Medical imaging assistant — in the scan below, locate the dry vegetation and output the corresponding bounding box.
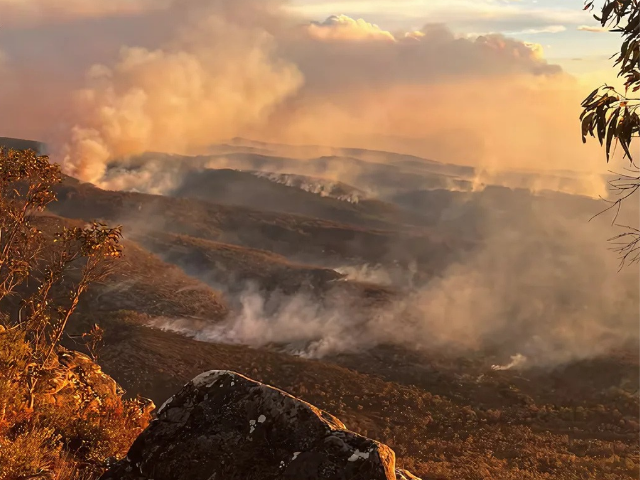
[73,310,639,480]
[170,167,428,228]
[137,231,343,295]
[0,331,150,480]
[0,149,151,480]
[1,148,637,480]
[0,3,637,479]
[49,176,466,276]
[0,148,637,480]
[6,148,639,480]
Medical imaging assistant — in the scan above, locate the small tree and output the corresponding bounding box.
[0,148,123,408]
[0,148,148,480]
[581,0,640,264]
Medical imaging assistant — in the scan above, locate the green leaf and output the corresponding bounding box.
[605,108,620,161]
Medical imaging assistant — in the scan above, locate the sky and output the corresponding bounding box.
[0,0,625,185]
[289,0,620,79]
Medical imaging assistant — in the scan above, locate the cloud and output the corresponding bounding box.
[254,20,607,175]
[510,25,567,34]
[577,25,609,33]
[282,22,561,92]
[523,42,545,59]
[289,0,593,38]
[307,14,396,42]
[0,3,615,184]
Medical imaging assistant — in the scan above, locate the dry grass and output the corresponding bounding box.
[81,311,640,480]
[49,178,469,275]
[0,330,151,480]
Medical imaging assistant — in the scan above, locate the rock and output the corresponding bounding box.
[101,370,421,480]
[35,349,154,418]
[36,349,120,409]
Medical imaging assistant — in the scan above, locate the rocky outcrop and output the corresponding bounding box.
[101,370,421,480]
[38,349,154,416]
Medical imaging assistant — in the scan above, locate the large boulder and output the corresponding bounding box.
[101,370,421,480]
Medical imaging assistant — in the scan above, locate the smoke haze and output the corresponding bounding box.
[147,189,638,367]
[0,0,621,188]
[1,0,637,370]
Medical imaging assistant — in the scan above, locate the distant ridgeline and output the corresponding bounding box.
[0,137,48,155]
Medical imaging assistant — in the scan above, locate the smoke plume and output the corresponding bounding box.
[148,190,639,367]
[492,354,528,371]
[0,1,618,189]
[62,6,302,183]
[1,0,636,369]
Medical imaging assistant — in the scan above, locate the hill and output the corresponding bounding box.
[66,311,639,480]
[0,136,48,154]
[7,144,633,480]
[170,168,429,229]
[32,214,228,321]
[49,177,468,277]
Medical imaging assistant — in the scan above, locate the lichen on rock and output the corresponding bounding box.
[101,370,421,480]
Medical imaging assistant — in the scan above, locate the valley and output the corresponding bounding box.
[48,141,639,479]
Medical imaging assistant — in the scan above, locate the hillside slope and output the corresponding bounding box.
[49,177,468,276]
[171,168,429,228]
[38,166,638,480]
[68,312,639,480]
[33,215,228,322]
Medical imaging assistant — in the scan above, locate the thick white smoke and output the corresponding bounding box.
[148,192,639,367]
[492,354,528,371]
[0,0,617,192]
[1,0,635,370]
[63,10,302,183]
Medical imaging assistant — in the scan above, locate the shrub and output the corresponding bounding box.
[0,149,151,480]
